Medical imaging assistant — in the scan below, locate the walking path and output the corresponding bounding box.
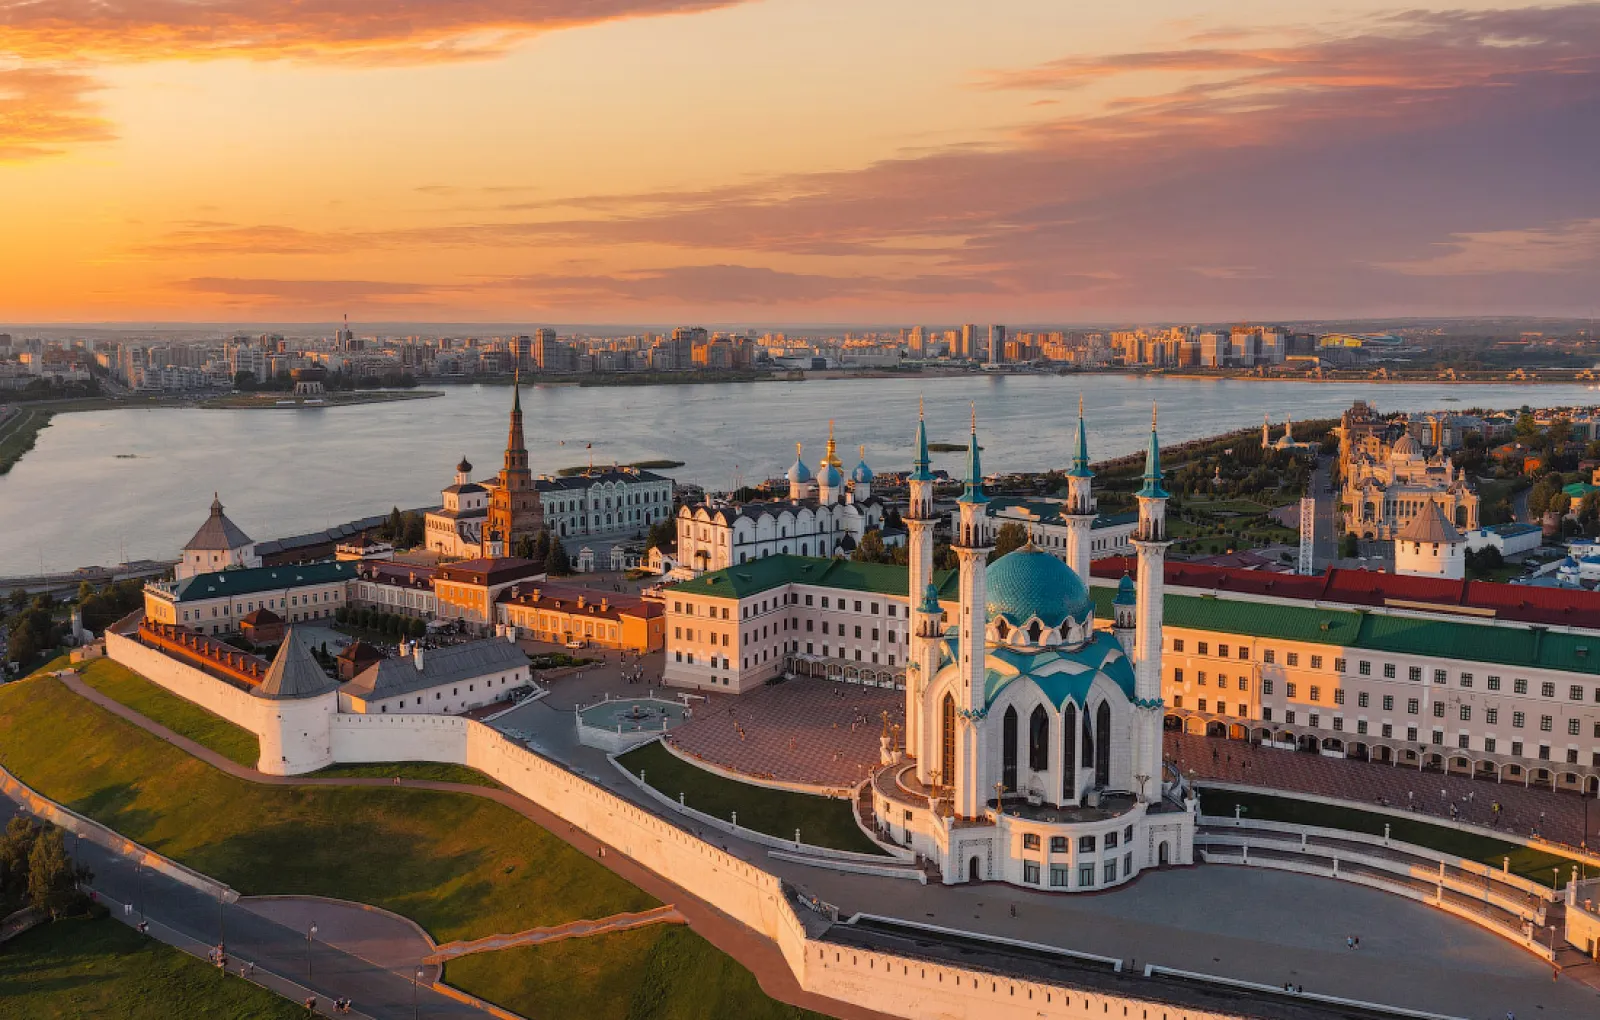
[52,669,892,1020]
[424,906,685,963]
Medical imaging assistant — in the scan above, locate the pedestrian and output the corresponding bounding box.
[1353,936,1359,949]
[1346,936,1354,950]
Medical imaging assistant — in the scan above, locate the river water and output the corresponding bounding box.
[5,375,1597,576]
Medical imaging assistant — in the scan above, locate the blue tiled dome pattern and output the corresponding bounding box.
[984,547,1093,628]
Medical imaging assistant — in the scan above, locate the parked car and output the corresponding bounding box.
[564,638,586,649]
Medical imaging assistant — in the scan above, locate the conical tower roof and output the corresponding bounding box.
[1396,500,1463,544]
[1067,394,1093,479]
[957,404,987,504]
[254,629,338,700]
[908,396,935,482]
[183,493,254,552]
[1135,405,1170,500]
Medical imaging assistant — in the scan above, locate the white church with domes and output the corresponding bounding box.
[876,404,1196,887]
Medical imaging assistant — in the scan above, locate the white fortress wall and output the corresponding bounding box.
[331,713,469,765]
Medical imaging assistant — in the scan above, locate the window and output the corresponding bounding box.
[1334,658,1347,673]
[1286,652,1299,667]
[1238,647,1248,660]
[1332,716,1343,732]
[1570,685,1585,702]
[1198,699,1207,713]
[1433,669,1447,685]
[1512,711,1525,729]
[1568,718,1580,736]
[1050,836,1068,853]
[1197,671,1207,686]
[1218,644,1229,658]
[1359,660,1372,676]
[1262,679,1274,696]
[1263,649,1276,665]
[1309,686,1321,703]
[1458,733,1470,750]
[1511,740,1523,756]
[1105,830,1119,849]
[1384,663,1396,679]
[1311,655,1324,670]
[1356,719,1368,734]
[1173,638,1185,652]
[1407,698,1419,715]
[1432,702,1444,718]
[1104,860,1118,884]
[1460,705,1472,722]
[1486,708,1499,725]
[1488,675,1501,691]
[1262,707,1272,721]
[1357,692,1369,708]
[1407,725,1418,742]
[1023,860,1040,884]
[1485,737,1496,753]
[1381,722,1393,738]
[1173,694,1183,708]
[1285,710,1296,724]
[1238,677,1249,692]
[1309,712,1320,728]
[1541,682,1555,698]
[1540,715,1553,732]
[1079,864,1095,887]
[1409,666,1423,682]
[1197,642,1209,655]
[1078,835,1096,852]
[1285,683,1297,699]
[1022,833,1040,851]
[1335,689,1346,705]
[1050,864,1071,887]
[1514,678,1528,694]
[1173,668,1184,684]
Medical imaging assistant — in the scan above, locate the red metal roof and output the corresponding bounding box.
[1090,558,1600,629]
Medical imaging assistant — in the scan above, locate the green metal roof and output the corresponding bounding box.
[171,560,357,602]
[1091,588,1600,675]
[670,554,955,601]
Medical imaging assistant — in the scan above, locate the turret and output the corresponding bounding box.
[850,444,874,501]
[817,421,845,505]
[1129,405,1170,803]
[1112,572,1137,649]
[1262,414,1271,450]
[455,456,473,487]
[909,581,944,780]
[1063,395,1096,581]
[786,443,815,501]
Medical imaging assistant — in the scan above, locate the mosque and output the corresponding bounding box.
[874,405,1196,887]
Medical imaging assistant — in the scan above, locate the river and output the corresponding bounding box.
[5,375,1597,576]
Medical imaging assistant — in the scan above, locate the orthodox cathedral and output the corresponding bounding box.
[876,404,1195,888]
[672,422,897,576]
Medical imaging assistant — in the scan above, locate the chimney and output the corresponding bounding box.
[414,644,425,671]
[577,595,586,609]
[601,598,609,612]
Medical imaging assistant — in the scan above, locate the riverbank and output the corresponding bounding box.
[196,389,443,409]
[0,406,52,475]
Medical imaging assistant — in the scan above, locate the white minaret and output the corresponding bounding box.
[1262,413,1271,450]
[1130,405,1170,803]
[905,398,938,769]
[951,405,993,819]
[911,581,944,785]
[1063,394,1096,580]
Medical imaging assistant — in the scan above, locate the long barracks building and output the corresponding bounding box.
[663,553,1600,790]
[1090,559,1600,794]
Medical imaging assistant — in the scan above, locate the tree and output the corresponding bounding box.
[545,535,572,576]
[402,512,425,549]
[0,816,40,898]
[8,588,26,611]
[407,617,426,639]
[647,519,676,553]
[851,529,893,564]
[532,529,553,563]
[1339,532,1359,559]
[882,506,904,530]
[383,507,404,543]
[987,522,1029,562]
[27,826,82,918]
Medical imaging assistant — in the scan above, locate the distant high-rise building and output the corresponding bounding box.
[960,324,976,359]
[987,324,1005,365]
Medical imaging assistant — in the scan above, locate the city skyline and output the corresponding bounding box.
[3,1,1598,322]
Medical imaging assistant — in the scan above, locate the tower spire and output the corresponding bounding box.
[1137,403,1168,499]
[1068,393,1092,478]
[909,397,933,481]
[958,402,986,504]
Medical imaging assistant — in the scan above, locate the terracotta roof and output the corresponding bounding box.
[436,557,545,587]
[497,583,664,620]
[239,607,282,627]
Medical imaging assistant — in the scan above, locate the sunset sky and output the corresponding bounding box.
[2,0,1597,323]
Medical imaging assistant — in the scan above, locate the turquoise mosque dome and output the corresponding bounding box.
[984,546,1093,629]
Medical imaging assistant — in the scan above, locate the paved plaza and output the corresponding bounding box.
[1166,731,1600,848]
[665,677,903,789]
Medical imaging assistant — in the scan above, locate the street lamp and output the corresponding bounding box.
[414,967,425,1020]
[136,863,145,926]
[306,922,318,982]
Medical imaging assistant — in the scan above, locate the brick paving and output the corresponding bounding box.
[666,677,903,790]
[1166,730,1600,850]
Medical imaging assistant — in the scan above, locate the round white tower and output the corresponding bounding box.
[1063,395,1097,580]
[950,406,993,819]
[1130,406,1170,803]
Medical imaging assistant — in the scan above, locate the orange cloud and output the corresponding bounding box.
[0,66,111,160]
[0,1,746,64]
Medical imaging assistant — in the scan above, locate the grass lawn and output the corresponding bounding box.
[0,674,654,941]
[308,761,500,787]
[0,916,304,1019]
[1198,787,1578,886]
[618,741,885,856]
[445,924,827,1020]
[74,658,260,768]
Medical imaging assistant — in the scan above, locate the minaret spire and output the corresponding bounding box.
[958,403,986,505]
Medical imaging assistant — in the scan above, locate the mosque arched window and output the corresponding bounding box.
[1094,702,1112,787]
[940,694,956,786]
[995,619,1010,641]
[1061,703,1077,800]
[1029,706,1049,772]
[1001,707,1018,791]
[1027,621,1042,644]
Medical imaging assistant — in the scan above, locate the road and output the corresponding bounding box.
[0,793,486,1019]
